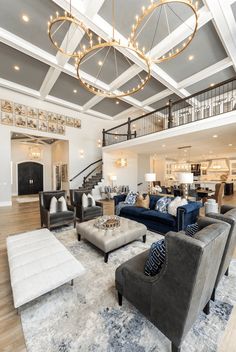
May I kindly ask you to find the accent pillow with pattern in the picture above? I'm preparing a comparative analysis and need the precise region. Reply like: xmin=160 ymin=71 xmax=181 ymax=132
xmin=124 ymin=191 xmax=137 ymax=205
xmin=144 ymin=239 xmax=166 ymax=276
xmin=155 ymin=197 xmax=172 ymax=213
xmin=185 ymin=223 xmax=199 ymax=237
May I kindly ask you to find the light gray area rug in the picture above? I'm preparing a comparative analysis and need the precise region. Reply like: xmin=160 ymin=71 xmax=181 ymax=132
xmin=20 ymin=228 xmax=236 ymax=352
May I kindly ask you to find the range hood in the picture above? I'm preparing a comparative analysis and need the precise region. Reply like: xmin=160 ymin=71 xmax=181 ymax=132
xmin=207 ymin=159 xmax=229 ymax=172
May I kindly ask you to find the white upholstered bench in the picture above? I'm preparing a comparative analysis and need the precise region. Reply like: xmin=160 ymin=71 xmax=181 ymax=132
xmin=7 ymin=228 xmax=85 ymax=309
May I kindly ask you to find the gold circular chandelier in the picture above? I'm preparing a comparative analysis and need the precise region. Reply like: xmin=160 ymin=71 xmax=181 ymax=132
xmin=75 ymin=39 xmax=151 ymax=98
xmin=48 ymin=4 xmax=92 ymax=58
xmin=130 ymin=0 xmax=198 ymax=64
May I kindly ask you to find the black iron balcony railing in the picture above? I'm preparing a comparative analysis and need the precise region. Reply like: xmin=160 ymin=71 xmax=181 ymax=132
xmin=102 ymin=77 xmax=236 ymax=147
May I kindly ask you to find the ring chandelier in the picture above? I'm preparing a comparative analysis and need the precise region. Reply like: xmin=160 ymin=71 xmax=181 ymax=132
xmin=48 ymin=0 xmax=199 ymax=99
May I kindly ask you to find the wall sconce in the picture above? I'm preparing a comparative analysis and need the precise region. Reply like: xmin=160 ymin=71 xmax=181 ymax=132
xmin=115 ymin=158 xmax=128 ymax=168
xmin=97 ymin=139 xmax=102 ymax=148
xmin=29 ymin=146 xmax=41 ymax=160
xmin=80 ymin=150 xmax=84 ymax=158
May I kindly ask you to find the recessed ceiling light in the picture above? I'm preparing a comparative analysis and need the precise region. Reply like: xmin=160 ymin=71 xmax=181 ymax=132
xmin=116 ymin=101 xmax=119 ymax=104
xmin=228 ymin=143 xmax=233 ymax=146
xmin=212 ymin=134 xmax=218 ymax=138
xmin=22 ymin=14 xmax=29 ymax=22
xmin=73 ymin=89 xmax=77 ymax=93
xmin=14 ymin=65 xmax=20 ymax=71
xmin=98 ymin=61 xmax=103 ymax=66
xmin=188 ymin=55 xmax=194 ymax=61
xmin=210 ymin=83 xmax=215 ymax=87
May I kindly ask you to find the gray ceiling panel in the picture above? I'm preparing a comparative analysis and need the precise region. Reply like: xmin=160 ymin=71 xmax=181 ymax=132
xmin=0 ymin=0 xmax=63 ymax=55
xmin=120 ymin=71 xmax=166 ymax=101
xmin=76 ymin=44 xmax=135 ymax=85
xmin=0 ymin=42 xmax=49 ymax=90
xmin=50 ymin=72 xmax=94 ymax=106
xmin=159 ymin=22 xmax=228 ymax=82
xmin=187 ymin=67 xmax=236 ymax=94
xmin=232 ymin=2 xmax=236 ymax=21
xmin=92 ymin=98 xmax=132 ymax=117
xmin=150 ymin=93 xmax=181 ymax=110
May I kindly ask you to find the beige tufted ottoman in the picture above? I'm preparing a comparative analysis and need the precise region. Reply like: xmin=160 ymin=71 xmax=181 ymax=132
xmin=76 ymin=217 xmax=147 ymax=263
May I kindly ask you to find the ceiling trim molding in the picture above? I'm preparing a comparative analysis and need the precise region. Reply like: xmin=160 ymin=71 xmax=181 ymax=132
xmin=0 ymin=77 xmax=41 ymax=98
xmin=204 ymin=0 xmax=236 ymax=71
xmin=141 ymin=89 xmax=172 ymax=107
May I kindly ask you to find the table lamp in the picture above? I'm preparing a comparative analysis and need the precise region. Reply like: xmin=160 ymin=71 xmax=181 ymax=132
xmin=177 ymin=172 xmax=193 ymax=199
xmin=145 ymin=173 xmax=156 ymax=194
xmin=110 ymin=175 xmax=117 ymax=188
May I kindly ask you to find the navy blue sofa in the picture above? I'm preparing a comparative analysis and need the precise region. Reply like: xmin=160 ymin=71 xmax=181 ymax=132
xmin=114 ymin=194 xmax=202 ymax=235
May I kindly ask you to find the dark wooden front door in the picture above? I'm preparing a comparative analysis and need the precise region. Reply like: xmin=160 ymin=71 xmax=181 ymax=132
xmin=18 ymin=162 xmax=43 ymax=195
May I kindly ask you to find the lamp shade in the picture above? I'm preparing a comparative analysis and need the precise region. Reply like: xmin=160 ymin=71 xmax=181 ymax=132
xmin=145 ymin=173 xmax=156 ymax=182
xmin=177 ymin=172 xmax=193 ymax=184
xmin=110 ymin=175 xmax=117 ymax=181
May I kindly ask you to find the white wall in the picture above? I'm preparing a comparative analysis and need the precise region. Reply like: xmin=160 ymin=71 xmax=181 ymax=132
xmin=0 ymin=87 xmax=118 ymax=206
xmin=11 ymin=140 xmax=52 ymax=195
xmin=137 ymin=154 xmax=151 ymax=193
xmin=103 ymin=150 xmax=138 ymax=191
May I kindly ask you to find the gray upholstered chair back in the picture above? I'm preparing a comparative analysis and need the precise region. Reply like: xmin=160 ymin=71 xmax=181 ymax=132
xmin=39 ymin=191 xmax=66 ymax=210
xmin=207 ymin=205 xmax=236 ymax=289
xmin=151 ymin=221 xmax=229 ymax=346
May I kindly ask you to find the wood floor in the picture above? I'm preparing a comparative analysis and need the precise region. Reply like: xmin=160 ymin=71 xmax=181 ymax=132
xmin=0 ymin=196 xmax=235 ymax=352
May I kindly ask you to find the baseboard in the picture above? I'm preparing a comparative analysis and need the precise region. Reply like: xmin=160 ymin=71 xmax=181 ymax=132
xmin=0 ymin=201 xmax=12 ymax=207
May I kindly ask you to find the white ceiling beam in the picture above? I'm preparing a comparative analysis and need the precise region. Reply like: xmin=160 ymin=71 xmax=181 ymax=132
xmin=179 ymin=57 xmax=233 ymax=88
xmin=141 ymin=89 xmax=172 ymax=107
xmin=204 ymin=0 xmax=236 ymax=71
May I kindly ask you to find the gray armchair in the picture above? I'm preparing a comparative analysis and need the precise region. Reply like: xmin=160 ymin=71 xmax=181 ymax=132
xmin=115 ymin=218 xmax=230 ymax=352
xmin=70 ymin=189 xmax=103 ymax=222
xmin=207 ymin=205 xmax=236 ymax=300
xmin=39 ymin=191 xmax=76 ymax=229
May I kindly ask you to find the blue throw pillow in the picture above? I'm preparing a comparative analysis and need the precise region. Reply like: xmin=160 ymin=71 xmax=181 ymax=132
xmin=185 ymin=223 xmax=199 ymax=237
xmin=144 ymin=239 xmax=166 ymax=276
xmin=155 ymin=197 xmax=171 ymax=213
xmin=124 ymin=191 xmax=137 ymax=205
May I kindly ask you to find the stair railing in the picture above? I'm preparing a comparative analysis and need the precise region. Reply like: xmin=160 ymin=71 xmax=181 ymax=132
xmin=69 ymin=158 xmax=102 ymax=182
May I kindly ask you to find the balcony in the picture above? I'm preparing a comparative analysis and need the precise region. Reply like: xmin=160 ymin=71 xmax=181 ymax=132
xmin=103 ymin=78 xmax=236 ymax=147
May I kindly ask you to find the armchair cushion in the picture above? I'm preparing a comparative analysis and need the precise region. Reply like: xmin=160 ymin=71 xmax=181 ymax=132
xmin=144 ymin=239 xmax=166 ymax=276
xmin=50 ymin=210 xmax=74 ymax=226
xmin=83 ymin=206 xmax=102 ymax=219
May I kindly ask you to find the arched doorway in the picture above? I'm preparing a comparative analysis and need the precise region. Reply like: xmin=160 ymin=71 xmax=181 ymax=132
xmin=18 ymin=162 xmax=44 ymax=195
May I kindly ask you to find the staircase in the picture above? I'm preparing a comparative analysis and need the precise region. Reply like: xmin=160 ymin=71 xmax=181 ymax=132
xmin=78 ymin=171 xmax=103 ymax=192
xmin=70 ymin=159 xmax=104 ymax=200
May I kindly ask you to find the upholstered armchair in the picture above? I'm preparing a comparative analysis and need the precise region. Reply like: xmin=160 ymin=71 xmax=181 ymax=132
xmin=70 ymin=189 xmax=103 ymax=222
xmin=115 ymin=218 xmax=230 ymax=352
xmin=207 ymin=205 xmax=236 ymax=300
xmin=207 ymin=182 xmax=225 ymax=208
xmin=39 ymin=191 xmax=76 ymax=229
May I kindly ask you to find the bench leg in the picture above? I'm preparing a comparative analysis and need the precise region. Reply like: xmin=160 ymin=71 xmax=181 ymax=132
xmin=70 ymin=279 xmax=74 ymax=286
xmin=225 ymin=267 xmax=229 ymax=276
xmin=203 ymin=301 xmax=210 ymax=315
xmin=211 ymin=288 xmax=216 ymax=302
xmin=78 ymin=233 xmax=81 ymax=241
xmin=143 ymin=235 xmax=146 ymax=243
xmin=104 ymin=252 xmax=109 ymax=263
xmin=172 ymin=342 xmax=181 ymax=352
xmin=118 ymin=292 xmax=122 ymax=306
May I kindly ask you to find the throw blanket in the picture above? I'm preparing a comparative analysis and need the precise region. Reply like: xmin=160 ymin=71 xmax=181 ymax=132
xmin=115 ymin=202 xmax=133 ymax=216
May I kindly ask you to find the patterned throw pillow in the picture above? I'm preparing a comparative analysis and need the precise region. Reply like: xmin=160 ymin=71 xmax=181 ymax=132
xmin=124 ymin=191 xmax=137 ymax=205
xmin=155 ymin=197 xmax=171 ymax=213
xmin=185 ymin=223 xmax=199 ymax=237
xmin=144 ymin=239 xmax=166 ymax=276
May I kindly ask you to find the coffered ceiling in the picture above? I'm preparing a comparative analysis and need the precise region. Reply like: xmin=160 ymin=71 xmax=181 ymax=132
xmin=0 ymin=0 xmax=235 ymax=121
